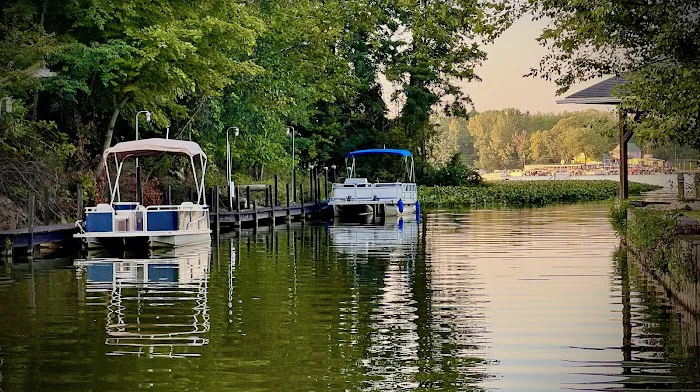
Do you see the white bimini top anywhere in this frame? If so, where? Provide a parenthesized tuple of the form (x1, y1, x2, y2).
(103, 138, 207, 161)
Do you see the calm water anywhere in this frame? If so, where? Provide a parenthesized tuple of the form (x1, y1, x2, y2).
(1, 204, 699, 391)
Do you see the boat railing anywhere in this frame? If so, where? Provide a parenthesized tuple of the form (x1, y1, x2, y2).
(84, 203, 209, 233)
(330, 182, 417, 202)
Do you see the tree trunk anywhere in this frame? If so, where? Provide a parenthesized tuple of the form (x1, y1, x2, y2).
(96, 95, 129, 175)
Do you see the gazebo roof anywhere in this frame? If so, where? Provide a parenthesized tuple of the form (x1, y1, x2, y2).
(556, 76, 627, 105)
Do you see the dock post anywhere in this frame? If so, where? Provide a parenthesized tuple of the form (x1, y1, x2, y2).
(246, 186, 251, 209)
(678, 173, 685, 201)
(136, 166, 143, 203)
(316, 176, 321, 206)
(77, 183, 83, 221)
(323, 169, 328, 201)
(215, 186, 220, 235)
(309, 169, 314, 210)
(43, 187, 50, 224)
(695, 173, 700, 199)
(293, 167, 297, 203)
(235, 185, 241, 213)
(269, 185, 273, 207)
(299, 184, 305, 220)
(166, 185, 172, 205)
(286, 183, 291, 222)
(274, 174, 279, 206)
(27, 194, 35, 259)
(190, 187, 195, 203)
(253, 200, 258, 232)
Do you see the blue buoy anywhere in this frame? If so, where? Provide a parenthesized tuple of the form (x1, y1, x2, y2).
(397, 199, 404, 213)
(415, 200, 421, 218)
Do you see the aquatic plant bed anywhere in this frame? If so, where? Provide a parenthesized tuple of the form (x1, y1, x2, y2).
(419, 180, 661, 208)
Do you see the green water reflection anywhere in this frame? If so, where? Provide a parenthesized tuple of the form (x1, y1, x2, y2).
(0, 205, 698, 391)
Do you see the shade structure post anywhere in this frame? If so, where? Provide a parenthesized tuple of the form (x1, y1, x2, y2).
(618, 109, 631, 199)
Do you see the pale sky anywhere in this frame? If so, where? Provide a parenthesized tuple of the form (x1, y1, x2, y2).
(462, 15, 610, 114)
(382, 15, 612, 116)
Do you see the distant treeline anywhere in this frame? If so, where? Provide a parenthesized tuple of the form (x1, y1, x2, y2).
(430, 109, 699, 171)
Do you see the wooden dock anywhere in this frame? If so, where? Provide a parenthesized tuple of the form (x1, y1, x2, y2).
(1, 175, 331, 258)
(0, 203, 327, 255)
(0, 223, 77, 249)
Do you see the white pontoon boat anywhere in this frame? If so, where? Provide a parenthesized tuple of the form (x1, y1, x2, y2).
(74, 138, 211, 249)
(329, 149, 419, 220)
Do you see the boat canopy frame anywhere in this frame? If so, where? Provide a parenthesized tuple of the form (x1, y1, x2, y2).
(102, 138, 208, 205)
(344, 149, 415, 183)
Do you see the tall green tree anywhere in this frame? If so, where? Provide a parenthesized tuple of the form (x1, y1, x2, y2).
(549, 110, 616, 165)
(467, 109, 527, 170)
(1, 0, 266, 174)
(381, 0, 515, 171)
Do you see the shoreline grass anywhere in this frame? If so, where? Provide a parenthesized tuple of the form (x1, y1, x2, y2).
(419, 180, 661, 208)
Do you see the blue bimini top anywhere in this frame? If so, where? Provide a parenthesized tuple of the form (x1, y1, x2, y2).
(346, 148, 413, 158)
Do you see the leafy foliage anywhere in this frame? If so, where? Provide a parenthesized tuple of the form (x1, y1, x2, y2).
(420, 180, 660, 207)
(526, 0, 700, 150)
(422, 154, 482, 187)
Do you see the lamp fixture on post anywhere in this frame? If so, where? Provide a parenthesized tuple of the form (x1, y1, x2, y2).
(0, 97, 12, 118)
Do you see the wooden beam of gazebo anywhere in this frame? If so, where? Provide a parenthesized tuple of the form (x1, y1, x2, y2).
(557, 77, 633, 198)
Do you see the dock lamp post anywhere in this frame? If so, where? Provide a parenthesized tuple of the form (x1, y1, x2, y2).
(286, 126, 296, 201)
(135, 110, 151, 168)
(226, 127, 240, 211)
(0, 97, 12, 118)
(134, 110, 150, 203)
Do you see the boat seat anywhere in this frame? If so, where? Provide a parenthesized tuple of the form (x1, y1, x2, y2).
(94, 203, 113, 212)
(344, 178, 368, 186)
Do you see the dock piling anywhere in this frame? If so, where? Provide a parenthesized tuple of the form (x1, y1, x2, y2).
(136, 166, 143, 203)
(274, 175, 279, 206)
(268, 185, 273, 207)
(215, 186, 220, 234)
(299, 184, 305, 220)
(678, 173, 685, 201)
(236, 186, 241, 214)
(246, 186, 251, 209)
(77, 183, 83, 221)
(323, 169, 328, 201)
(253, 200, 258, 232)
(286, 183, 291, 222)
(309, 169, 314, 209)
(27, 195, 35, 259)
(43, 187, 50, 224)
(166, 185, 172, 205)
(316, 176, 321, 206)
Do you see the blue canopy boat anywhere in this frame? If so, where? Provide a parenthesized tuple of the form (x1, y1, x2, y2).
(328, 148, 419, 221)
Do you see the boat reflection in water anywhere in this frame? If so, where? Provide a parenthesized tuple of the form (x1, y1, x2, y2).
(328, 217, 419, 262)
(74, 245, 212, 358)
